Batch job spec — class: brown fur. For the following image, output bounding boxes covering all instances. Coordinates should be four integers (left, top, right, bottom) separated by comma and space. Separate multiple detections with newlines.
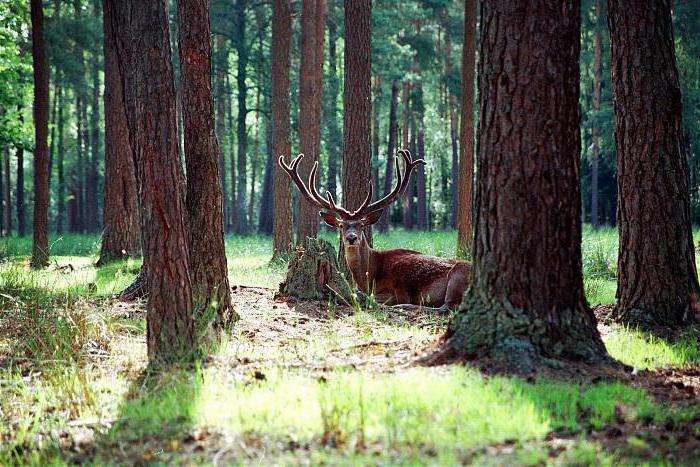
345, 236, 472, 309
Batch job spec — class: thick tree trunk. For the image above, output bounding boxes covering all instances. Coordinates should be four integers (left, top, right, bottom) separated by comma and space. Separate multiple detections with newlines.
272, 0, 294, 258
378, 80, 399, 233
108, 0, 196, 362
342, 0, 372, 244
609, 0, 700, 327
590, 0, 602, 228
324, 8, 341, 201
16, 142, 25, 237
30, 0, 50, 268
439, 0, 607, 373
297, 0, 325, 241
98, 0, 140, 266
177, 0, 235, 330
235, 0, 249, 234
56, 86, 65, 234
457, 0, 476, 258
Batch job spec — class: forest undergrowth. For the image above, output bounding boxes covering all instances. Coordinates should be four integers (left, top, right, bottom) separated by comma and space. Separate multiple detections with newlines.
1, 228, 700, 465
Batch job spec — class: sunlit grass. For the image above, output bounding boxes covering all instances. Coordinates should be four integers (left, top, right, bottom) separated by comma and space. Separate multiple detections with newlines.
605, 327, 700, 370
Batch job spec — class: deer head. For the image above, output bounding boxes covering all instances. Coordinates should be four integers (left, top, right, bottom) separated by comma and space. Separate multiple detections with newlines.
278, 149, 426, 249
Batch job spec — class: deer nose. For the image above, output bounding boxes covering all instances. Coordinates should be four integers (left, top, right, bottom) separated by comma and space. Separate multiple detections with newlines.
346, 232, 358, 245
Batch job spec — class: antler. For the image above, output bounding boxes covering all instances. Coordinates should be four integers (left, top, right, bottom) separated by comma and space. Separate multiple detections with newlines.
356, 149, 426, 218
278, 154, 353, 218
278, 149, 425, 221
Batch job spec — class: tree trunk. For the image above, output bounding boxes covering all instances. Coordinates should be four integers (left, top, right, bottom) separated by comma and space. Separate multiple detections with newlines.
297, 0, 325, 241
372, 76, 380, 199
415, 84, 427, 230
325, 6, 341, 201
227, 78, 237, 233
456, 0, 476, 258
590, 0, 602, 228
378, 80, 399, 233
609, 0, 700, 327
258, 141, 274, 234
214, 36, 229, 233
16, 142, 25, 237
439, 0, 608, 373
3, 150, 9, 234
108, 0, 196, 363
98, 0, 140, 266
30, 0, 50, 268
235, 0, 249, 234
0, 149, 4, 235
56, 85, 65, 234
87, 5, 101, 234
342, 0, 372, 244
272, 0, 294, 258
401, 81, 412, 229
177, 0, 235, 330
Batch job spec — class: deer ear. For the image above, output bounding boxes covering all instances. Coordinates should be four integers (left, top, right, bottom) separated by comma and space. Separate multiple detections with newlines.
319, 211, 342, 228
362, 210, 383, 226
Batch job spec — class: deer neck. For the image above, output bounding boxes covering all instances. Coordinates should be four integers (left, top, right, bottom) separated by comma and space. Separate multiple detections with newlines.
344, 235, 375, 293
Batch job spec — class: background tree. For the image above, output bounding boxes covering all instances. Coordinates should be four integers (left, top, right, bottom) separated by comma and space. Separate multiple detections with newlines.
439, 0, 607, 372
108, 0, 195, 362
272, 0, 294, 258
177, 0, 234, 329
97, 0, 139, 266
456, 0, 476, 257
609, 0, 700, 327
296, 0, 325, 241
342, 0, 372, 243
30, 0, 50, 268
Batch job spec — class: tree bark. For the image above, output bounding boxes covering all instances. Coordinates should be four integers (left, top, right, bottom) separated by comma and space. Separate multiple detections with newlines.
342, 0, 372, 244
108, 0, 196, 362
258, 142, 274, 234
0, 149, 4, 235
590, 0, 603, 228
297, 0, 325, 241
324, 6, 341, 201
214, 36, 229, 233
16, 141, 25, 237
3, 149, 9, 234
439, 0, 608, 373
177, 0, 235, 330
378, 80, 399, 233
401, 81, 412, 229
457, 0, 476, 258
609, 0, 700, 327
272, 0, 294, 258
56, 85, 65, 234
30, 0, 50, 268
415, 84, 427, 230
87, 3, 101, 234
98, 0, 140, 266
234, 0, 249, 234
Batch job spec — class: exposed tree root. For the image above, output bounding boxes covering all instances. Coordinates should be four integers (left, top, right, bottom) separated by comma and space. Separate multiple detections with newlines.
118, 267, 148, 301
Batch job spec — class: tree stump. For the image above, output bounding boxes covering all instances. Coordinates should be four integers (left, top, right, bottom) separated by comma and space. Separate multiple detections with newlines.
280, 237, 352, 302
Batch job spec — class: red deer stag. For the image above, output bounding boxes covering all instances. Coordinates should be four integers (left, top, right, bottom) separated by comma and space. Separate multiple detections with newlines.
279, 149, 472, 311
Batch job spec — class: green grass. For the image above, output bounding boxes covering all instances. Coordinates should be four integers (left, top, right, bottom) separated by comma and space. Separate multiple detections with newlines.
2, 227, 700, 465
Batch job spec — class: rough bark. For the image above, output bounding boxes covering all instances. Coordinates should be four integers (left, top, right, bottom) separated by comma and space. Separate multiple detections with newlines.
272, 0, 294, 259
590, 0, 602, 228
235, 0, 249, 234
401, 82, 412, 229
609, 0, 700, 327
457, 0, 476, 258
56, 85, 65, 234
297, 0, 325, 241
177, 0, 235, 330
16, 142, 25, 237
325, 8, 341, 201
280, 237, 352, 302
214, 36, 229, 232
439, 0, 608, 373
98, 0, 140, 266
108, 0, 196, 362
378, 80, 399, 233
342, 0, 372, 244
30, 0, 50, 268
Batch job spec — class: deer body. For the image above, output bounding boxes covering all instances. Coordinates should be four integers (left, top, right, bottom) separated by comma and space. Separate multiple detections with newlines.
345, 238, 471, 308
280, 149, 472, 310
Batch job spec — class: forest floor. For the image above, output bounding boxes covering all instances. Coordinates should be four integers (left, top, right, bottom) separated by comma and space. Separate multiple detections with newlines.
1, 229, 700, 465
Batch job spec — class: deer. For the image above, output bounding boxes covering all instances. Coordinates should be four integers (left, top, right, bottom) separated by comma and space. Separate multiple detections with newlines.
279, 149, 472, 312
